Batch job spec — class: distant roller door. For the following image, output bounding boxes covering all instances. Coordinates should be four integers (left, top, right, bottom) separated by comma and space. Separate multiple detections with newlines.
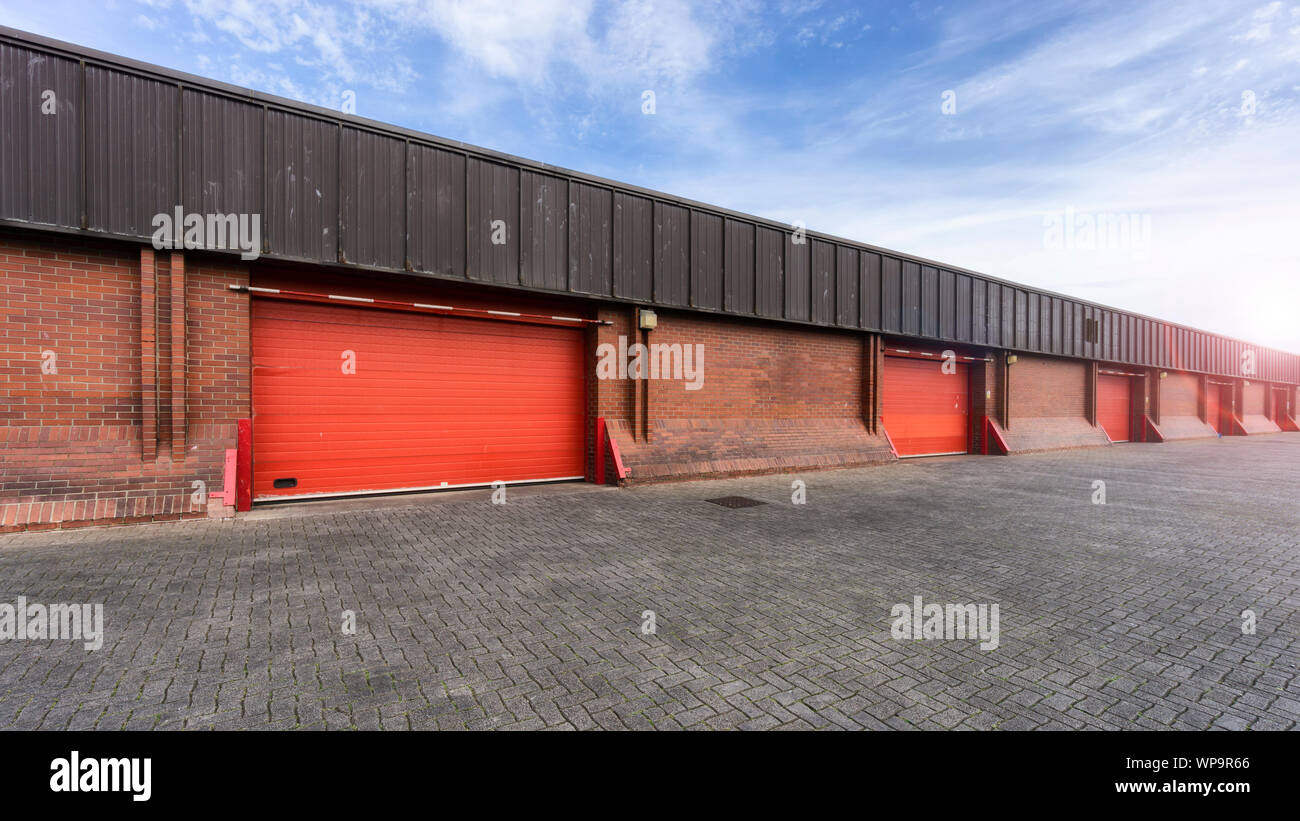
1097, 374, 1132, 442
882, 355, 969, 457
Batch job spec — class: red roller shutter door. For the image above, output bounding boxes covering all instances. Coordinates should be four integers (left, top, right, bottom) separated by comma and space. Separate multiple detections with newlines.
1097, 374, 1132, 442
252, 299, 586, 500
1272, 388, 1288, 424
882, 356, 969, 457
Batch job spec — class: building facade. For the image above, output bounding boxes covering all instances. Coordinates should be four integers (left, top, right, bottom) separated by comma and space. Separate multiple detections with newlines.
2, 28, 1297, 531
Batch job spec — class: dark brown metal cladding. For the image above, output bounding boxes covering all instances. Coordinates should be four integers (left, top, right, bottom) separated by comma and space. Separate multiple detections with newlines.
613, 192, 652, 301
0, 26, 1296, 385
754, 226, 783, 318
0, 43, 80, 227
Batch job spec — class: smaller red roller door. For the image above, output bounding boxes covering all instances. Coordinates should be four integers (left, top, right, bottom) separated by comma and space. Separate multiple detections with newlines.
882, 356, 969, 457
1273, 388, 1289, 423
1097, 374, 1131, 442
1206, 383, 1221, 433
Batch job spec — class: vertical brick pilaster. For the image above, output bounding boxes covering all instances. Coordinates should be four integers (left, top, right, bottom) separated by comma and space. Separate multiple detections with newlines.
140, 248, 157, 460
862, 334, 882, 434
632, 308, 644, 442
1085, 361, 1098, 426
1149, 368, 1161, 424
170, 252, 186, 462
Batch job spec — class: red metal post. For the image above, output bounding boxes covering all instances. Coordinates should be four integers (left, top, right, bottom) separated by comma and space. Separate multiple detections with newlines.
236, 418, 253, 511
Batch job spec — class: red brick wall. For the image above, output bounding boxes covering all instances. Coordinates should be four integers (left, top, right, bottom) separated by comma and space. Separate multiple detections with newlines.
1002, 354, 1109, 452
636, 311, 863, 419
593, 309, 892, 482
0, 229, 249, 531
1162, 371, 1200, 417
1011, 354, 1088, 418
1241, 380, 1266, 416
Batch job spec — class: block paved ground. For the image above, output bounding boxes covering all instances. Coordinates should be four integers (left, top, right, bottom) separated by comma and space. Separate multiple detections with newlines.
1, 434, 1298, 730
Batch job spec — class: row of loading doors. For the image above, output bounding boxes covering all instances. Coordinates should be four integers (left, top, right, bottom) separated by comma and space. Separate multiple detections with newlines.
882, 357, 1141, 455
251, 299, 587, 501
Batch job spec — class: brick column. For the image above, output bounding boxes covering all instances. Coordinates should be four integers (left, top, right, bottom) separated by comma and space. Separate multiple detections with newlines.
862, 334, 882, 434
631, 307, 644, 441
140, 248, 157, 460
170, 252, 186, 462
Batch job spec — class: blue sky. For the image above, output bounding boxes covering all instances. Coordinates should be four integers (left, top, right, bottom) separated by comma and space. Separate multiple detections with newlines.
5, 0, 1299, 351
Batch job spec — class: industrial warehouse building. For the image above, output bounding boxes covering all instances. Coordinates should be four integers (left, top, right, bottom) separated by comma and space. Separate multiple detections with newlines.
1, 27, 1297, 531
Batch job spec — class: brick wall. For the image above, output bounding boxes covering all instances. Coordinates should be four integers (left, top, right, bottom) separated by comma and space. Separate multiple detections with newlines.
1162, 371, 1199, 416
1156, 370, 1217, 440
0, 229, 249, 531
594, 308, 892, 482
1238, 378, 1281, 435
1003, 354, 1109, 452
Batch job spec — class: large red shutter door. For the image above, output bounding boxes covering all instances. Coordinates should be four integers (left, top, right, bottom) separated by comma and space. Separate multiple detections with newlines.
252, 299, 586, 500
881, 356, 969, 457
1097, 374, 1132, 442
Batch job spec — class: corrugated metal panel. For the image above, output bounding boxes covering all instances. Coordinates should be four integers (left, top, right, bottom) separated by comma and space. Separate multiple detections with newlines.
754, 226, 784, 318
613, 191, 652, 301
954, 272, 971, 342
340, 128, 404, 269
986, 282, 1002, 347
861, 251, 881, 331
938, 268, 956, 339
724, 218, 755, 314
181, 89, 262, 246
520, 170, 566, 290
265, 110, 336, 262
784, 237, 810, 321
0, 44, 79, 227
915, 266, 935, 337
85, 66, 176, 237
1026, 292, 1039, 351
836, 245, 858, 327
406, 143, 465, 277
691, 210, 723, 310
568, 181, 611, 295
653, 201, 689, 306
880, 256, 901, 333
971, 277, 986, 344
467, 158, 519, 285
810, 240, 834, 324
1003, 287, 1013, 348
901, 260, 921, 336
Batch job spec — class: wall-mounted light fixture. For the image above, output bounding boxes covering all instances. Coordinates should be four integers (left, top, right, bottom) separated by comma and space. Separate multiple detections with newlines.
638, 309, 657, 331
1006, 355, 1018, 364
1159, 371, 1168, 379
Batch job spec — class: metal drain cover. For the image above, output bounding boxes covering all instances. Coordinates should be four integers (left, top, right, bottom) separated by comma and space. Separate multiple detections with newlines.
705, 496, 766, 508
